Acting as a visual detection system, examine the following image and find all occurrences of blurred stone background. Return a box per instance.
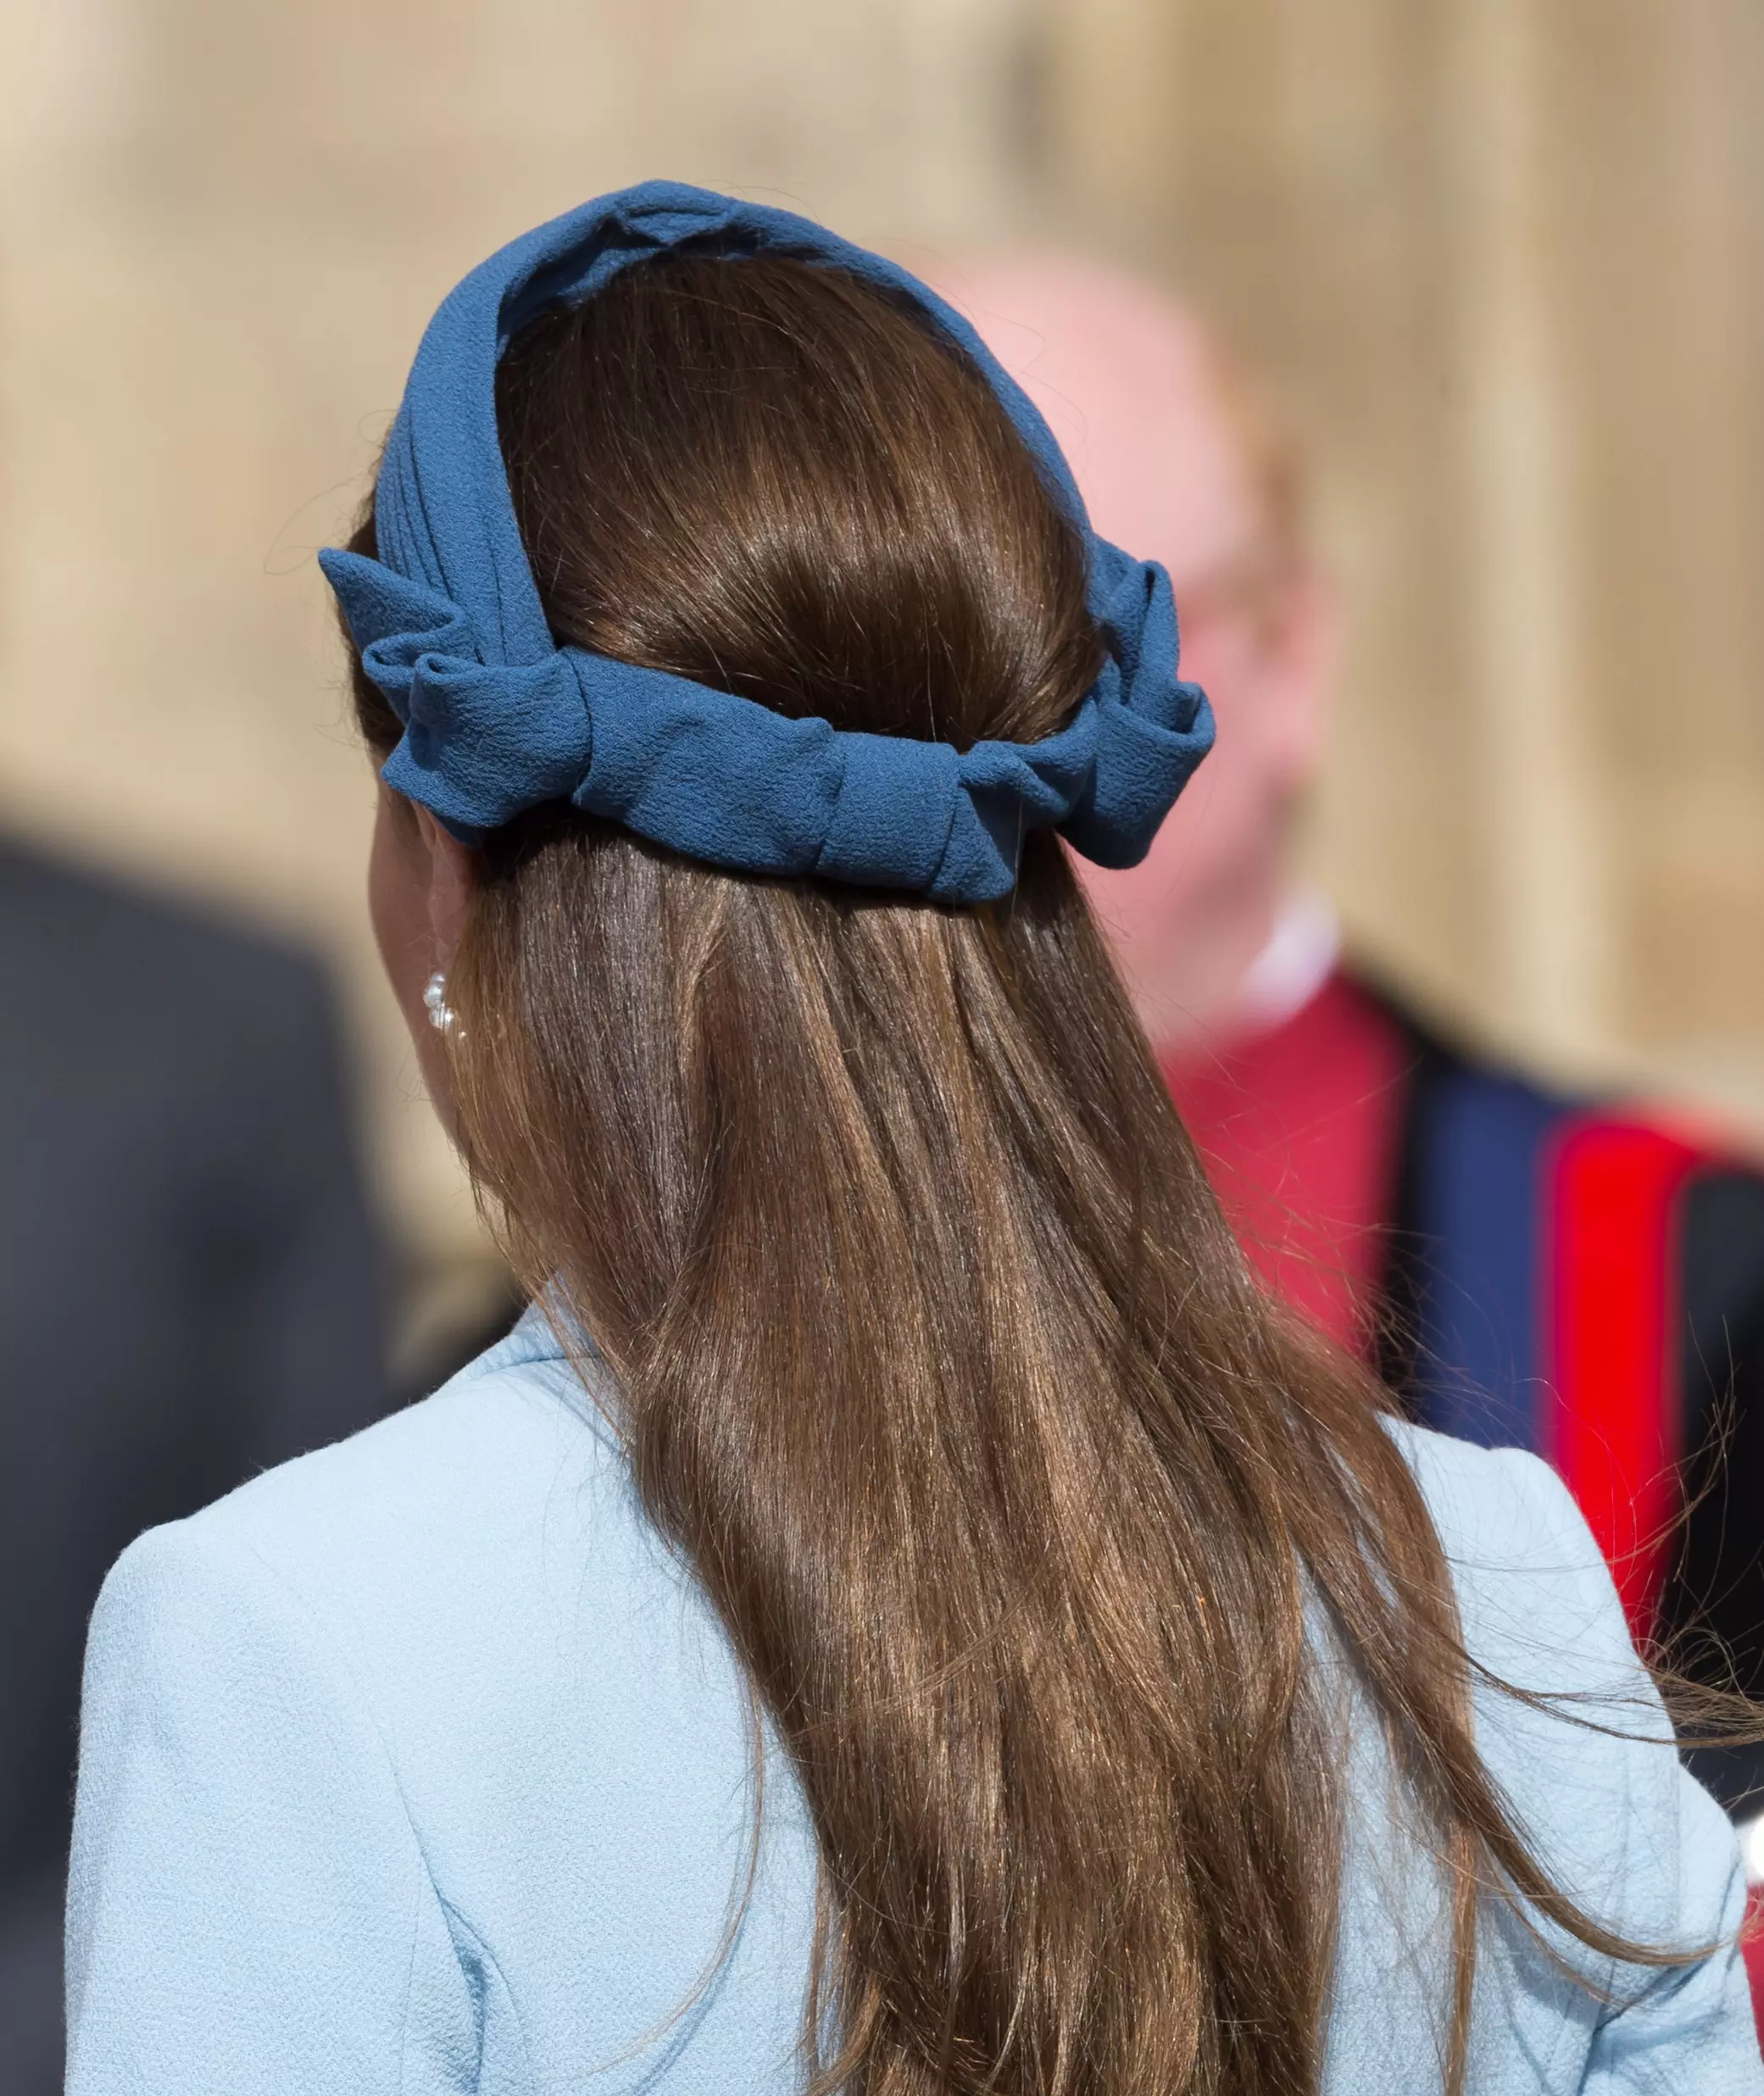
[3,0,1761,1332]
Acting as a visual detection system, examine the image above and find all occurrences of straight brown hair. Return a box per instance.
[347,253,1701,2095]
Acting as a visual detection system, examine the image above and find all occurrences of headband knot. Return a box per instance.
[323,181,1214,903]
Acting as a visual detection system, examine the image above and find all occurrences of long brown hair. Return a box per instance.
[347,254,1689,2095]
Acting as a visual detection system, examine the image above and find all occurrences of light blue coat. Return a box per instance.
[66,1309,1761,2093]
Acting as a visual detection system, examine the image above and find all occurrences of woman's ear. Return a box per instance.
[414,805,480,965]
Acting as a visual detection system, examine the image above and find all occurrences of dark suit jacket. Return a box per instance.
[0,838,391,2092]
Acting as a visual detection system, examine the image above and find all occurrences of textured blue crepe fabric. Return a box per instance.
[320,181,1214,900]
[68,1311,1761,2093]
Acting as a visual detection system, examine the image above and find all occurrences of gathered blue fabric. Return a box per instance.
[321,181,1214,903]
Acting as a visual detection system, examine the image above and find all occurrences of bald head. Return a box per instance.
[930,253,1334,1053]
[935,254,1272,585]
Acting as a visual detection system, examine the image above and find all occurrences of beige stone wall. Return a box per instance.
[3,0,1762,1296]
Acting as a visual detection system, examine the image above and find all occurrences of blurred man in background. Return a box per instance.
[0,834,392,2093]
[944,254,1764,1818]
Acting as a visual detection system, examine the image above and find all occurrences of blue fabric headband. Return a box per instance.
[321,181,1214,904]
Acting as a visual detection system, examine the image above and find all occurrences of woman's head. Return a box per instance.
[342,231,1667,2096]
[355,251,1105,1129]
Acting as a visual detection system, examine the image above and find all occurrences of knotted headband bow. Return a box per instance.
[321,181,1214,904]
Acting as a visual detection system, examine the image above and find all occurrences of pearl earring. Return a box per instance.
[422,970,459,1036]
